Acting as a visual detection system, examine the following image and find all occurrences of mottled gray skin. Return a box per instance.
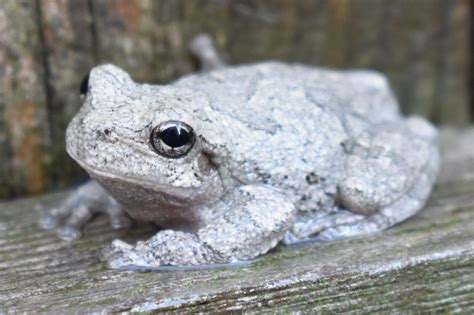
[40,48,439,269]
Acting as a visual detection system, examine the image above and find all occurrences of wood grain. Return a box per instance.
[0,127,473,312]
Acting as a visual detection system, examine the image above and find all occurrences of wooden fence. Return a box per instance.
[0,0,471,198]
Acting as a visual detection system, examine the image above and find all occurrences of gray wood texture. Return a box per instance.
[0,0,471,198]
[0,127,473,312]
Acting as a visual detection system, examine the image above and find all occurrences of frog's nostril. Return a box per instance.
[96,128,112,140]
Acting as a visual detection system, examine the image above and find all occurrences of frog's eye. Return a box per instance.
[150,121,196,158]
[80,72,90,99]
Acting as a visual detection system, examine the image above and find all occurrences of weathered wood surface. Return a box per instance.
[0,127,473,312]
[0,0,471,199]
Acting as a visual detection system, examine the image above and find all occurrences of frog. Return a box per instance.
[39,34,439,269]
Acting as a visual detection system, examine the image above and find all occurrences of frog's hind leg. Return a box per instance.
[286,116,440,243]
[324,117,439,240]
[39,180,132,241]
[318,148,438,241]
[189,33,224,70]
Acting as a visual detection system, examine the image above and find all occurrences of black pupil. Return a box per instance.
[159,125,191,148]
[80,73,90,95]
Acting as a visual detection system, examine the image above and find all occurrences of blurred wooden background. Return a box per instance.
[0,0,471,199]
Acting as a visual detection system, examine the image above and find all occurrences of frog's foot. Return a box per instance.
[285,210,366,243]
[103,185,295,269]
[39,180,132,241]
[189,33,224,71]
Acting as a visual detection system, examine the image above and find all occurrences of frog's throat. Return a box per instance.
[94,173,211,229]
[73,157,223,204]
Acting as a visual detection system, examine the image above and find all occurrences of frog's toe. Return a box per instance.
[103,250,130,269]
[39,202,93,239]
[57,225,82,241]
[109,213,133,230]
[38,210,61,229]
[53,203,93,241]
[102,240,152,269]
[39,205,76,230]
[101,241,126,267]
[104,198,134,230]
[338,177,380,215]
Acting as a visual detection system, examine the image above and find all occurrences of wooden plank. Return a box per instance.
[0,127,473,312]
[470,0,474,122]
[0,0,48,197]
[37,0,97,188]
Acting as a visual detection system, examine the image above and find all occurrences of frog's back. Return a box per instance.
[173,61,402,134]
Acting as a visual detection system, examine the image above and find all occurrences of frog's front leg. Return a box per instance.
[103,185,295,269]
[39,180,132,241]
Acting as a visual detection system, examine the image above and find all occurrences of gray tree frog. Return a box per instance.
[40,34,439,269]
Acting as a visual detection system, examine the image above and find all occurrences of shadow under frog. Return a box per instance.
[39,34,440,269]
